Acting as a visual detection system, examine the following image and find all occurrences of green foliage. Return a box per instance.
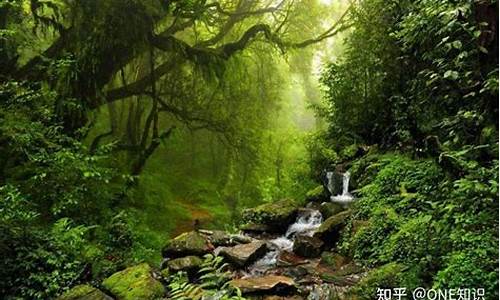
[167,254,244,300]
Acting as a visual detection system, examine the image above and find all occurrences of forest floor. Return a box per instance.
[172,201,213,237]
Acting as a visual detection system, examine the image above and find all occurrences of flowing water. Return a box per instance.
[330,171,355,205]
[244,209,323,276]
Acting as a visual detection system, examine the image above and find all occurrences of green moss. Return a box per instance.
[162,231,212,257]
[102,263,165,300]
[241,199,299,229]
[57,285,112,300]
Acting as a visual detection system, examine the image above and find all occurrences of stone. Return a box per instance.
[319,202,345,219]
[305,185,327,203]
[242,199,299,232]
[241,223,277,233]
[229,275,296,294]
[102,263,165,300]
[162,231,213,258]
[57,285,112,300]
[293,235,324,258]
[166,255,203,272]
[202,230,253,246]
[314,211,351,245]
[277,251,308,267]
[219,240,267,267]
[319,252,349,270]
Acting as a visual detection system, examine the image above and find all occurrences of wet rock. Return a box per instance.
[162,231,213,258]
[102,263,165,300]
[57,285,112,300]
[219,241,267,267]
[242,199,299,232]
[166,255,203,272]
[314,211,350,245]
[293,235,324,258]
[277,251,308,267]
[319,202,344,219]
[305,185,328,203]
[230,275,296,294]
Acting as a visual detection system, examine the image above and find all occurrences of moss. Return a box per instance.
[57,285,112,300]
[102,263,165,300]
[162,231,212,258]
[241,199,299,230]
[305,185,327,202]
[315,210,351,236]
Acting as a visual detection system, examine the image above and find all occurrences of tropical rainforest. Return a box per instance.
[0,0,498,299]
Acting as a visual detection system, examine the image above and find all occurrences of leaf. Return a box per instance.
[452,40,462,49]
[444,70,459,80]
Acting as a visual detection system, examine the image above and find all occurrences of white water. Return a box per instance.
[244,209,323,276]
[330,171,355,205]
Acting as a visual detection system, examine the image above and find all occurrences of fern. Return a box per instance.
[167,254,245,300]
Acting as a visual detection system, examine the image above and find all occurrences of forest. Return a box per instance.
[0,0,498,299]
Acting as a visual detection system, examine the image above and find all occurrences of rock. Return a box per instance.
[293,235,324,258]
[305,185,328,203]
[162,231,213,258]
[314,211,351,245]
[230,275,296,294]
[219,241,267,267]
[241,223,278,234]
[277,251,308,267]
[102,263,165,300]
[319,252,349,270]
[242,199,299,232]
[166,255,203,272]
[57,285,112,300]
[202,230,253,246]
[319,202,345,219]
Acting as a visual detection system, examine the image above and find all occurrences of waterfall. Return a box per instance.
[330,171,354,205]
[244,209,322,276]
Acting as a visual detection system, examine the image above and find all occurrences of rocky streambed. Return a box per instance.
[58,189,367,300]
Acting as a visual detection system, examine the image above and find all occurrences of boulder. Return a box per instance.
[319,202,345,219]
[102,263,165,300]
[314,211,350,245]
[229,275,296,294]
[57,285,112,300]
[293,235,324,258]
[200,229,253,246]
[162,231,213,258]
[166,255,203,272]
[319,252,349,270]
[241,223,277,234]
[305,185,328,203]
[219,240,267,267]
[277,251,308,267]
[242,199,299,232]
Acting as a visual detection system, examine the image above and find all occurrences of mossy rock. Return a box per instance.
[166,255,203,272]
[319,202,345,219]
[102,263,165,300]
[162,231,213,258]
[314,210,351,246]
[57,285,112,300]
[305,185,328,203]
[320,252,349,270]
[242,199,299,231]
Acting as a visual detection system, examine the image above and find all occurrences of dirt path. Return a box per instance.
[172,201,213,236]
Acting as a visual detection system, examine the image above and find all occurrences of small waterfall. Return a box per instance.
[245,209,322,276]
[330,171,355,205]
